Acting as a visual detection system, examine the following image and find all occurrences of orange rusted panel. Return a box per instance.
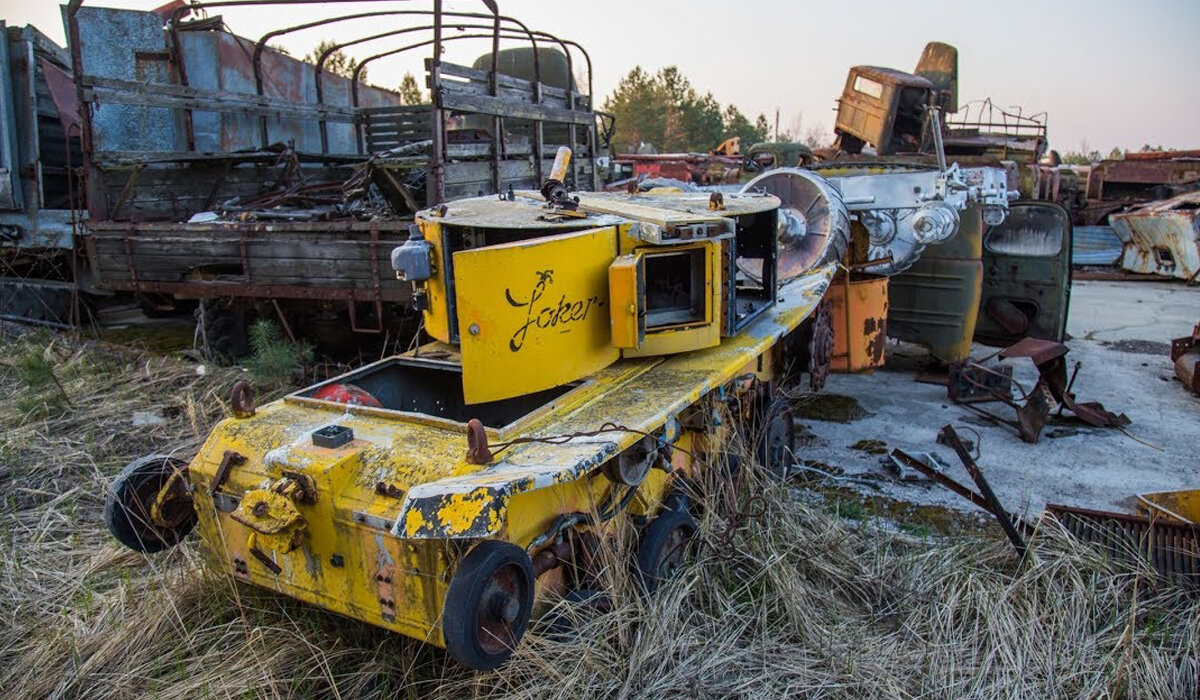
[829,273,889,372]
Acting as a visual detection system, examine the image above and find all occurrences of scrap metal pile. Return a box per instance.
[947,338,1129,443]
[184,143,428,224]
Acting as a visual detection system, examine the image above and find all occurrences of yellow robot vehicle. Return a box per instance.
[104,148,1005,669]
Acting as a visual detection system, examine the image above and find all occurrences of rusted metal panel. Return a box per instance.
[1170,322,1200,395]
[1109,191,1200,280]
[1081,153,1200,225]
[75,6,404,158]
[73,7,178,154]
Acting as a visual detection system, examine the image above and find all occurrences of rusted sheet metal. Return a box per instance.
[914,42,957,112]
[76,6,402,157]
[1047,503,1200,586]
[72,7,176,153]
[999,338,1129,433]
[1109,191,1200,281]
[829,273,888,372]
[954,338,1129,443]
[1086,154,1200,197]
[1080,153,1200,225]
[1123,149,1200,162]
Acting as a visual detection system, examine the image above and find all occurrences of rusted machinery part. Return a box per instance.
[1170,324,1200,395]
[230,380,256,418]
[1047,503,1200,585]
[1176,351,1200,395]
[601,434,659,486]
[105,454,196,553]
[807,298,835,392]
[636,509,697,595]
[442,540,535,670]
[741,168,850,281]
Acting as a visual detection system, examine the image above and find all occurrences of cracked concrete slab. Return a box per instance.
[792,279,1200,518]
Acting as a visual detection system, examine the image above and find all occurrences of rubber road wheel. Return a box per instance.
[637,510,697,594]
[756,402,796,479]
[104,454,194,553]
[443,540,535,670]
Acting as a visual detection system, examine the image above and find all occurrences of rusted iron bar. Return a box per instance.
[938,425,1028,556]
[891,449,991,513]
[891,448,1035,537]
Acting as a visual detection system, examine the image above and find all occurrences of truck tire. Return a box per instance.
[195,298,249,361]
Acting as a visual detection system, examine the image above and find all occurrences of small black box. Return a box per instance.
[312,424,354,448]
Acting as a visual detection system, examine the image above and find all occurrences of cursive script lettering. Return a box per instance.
[505,269,601,352]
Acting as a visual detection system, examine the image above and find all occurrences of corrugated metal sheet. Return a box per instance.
[1071,225,1122,266]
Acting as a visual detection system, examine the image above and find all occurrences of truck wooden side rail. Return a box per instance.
[60,1,603,344]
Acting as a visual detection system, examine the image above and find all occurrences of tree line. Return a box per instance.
[601,65,771,154]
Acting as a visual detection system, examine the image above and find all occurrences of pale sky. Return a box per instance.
[4,0,1197,153]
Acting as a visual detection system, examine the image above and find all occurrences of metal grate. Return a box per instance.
[1047,503,1200,586]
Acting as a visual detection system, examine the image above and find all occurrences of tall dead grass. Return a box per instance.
[0,327,1195,699]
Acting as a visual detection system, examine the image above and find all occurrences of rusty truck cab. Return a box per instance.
[833,67,935,156]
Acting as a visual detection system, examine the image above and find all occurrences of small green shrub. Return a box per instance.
[242,319,313,386]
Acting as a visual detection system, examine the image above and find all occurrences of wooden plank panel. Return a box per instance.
[439,92,593,125]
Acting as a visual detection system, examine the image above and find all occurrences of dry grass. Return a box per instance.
[0,326,1196,699]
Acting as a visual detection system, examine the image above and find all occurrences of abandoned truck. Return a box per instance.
[807,41,1073,363]
[104,145,1011,668]
[3,1,607,353]
[0,23,86,327]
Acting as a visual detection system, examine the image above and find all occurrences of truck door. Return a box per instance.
[453,227,620,404]
[975,202,1072,345]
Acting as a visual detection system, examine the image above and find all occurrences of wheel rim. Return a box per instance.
[474,562,528,657]
[125,476,166,544]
